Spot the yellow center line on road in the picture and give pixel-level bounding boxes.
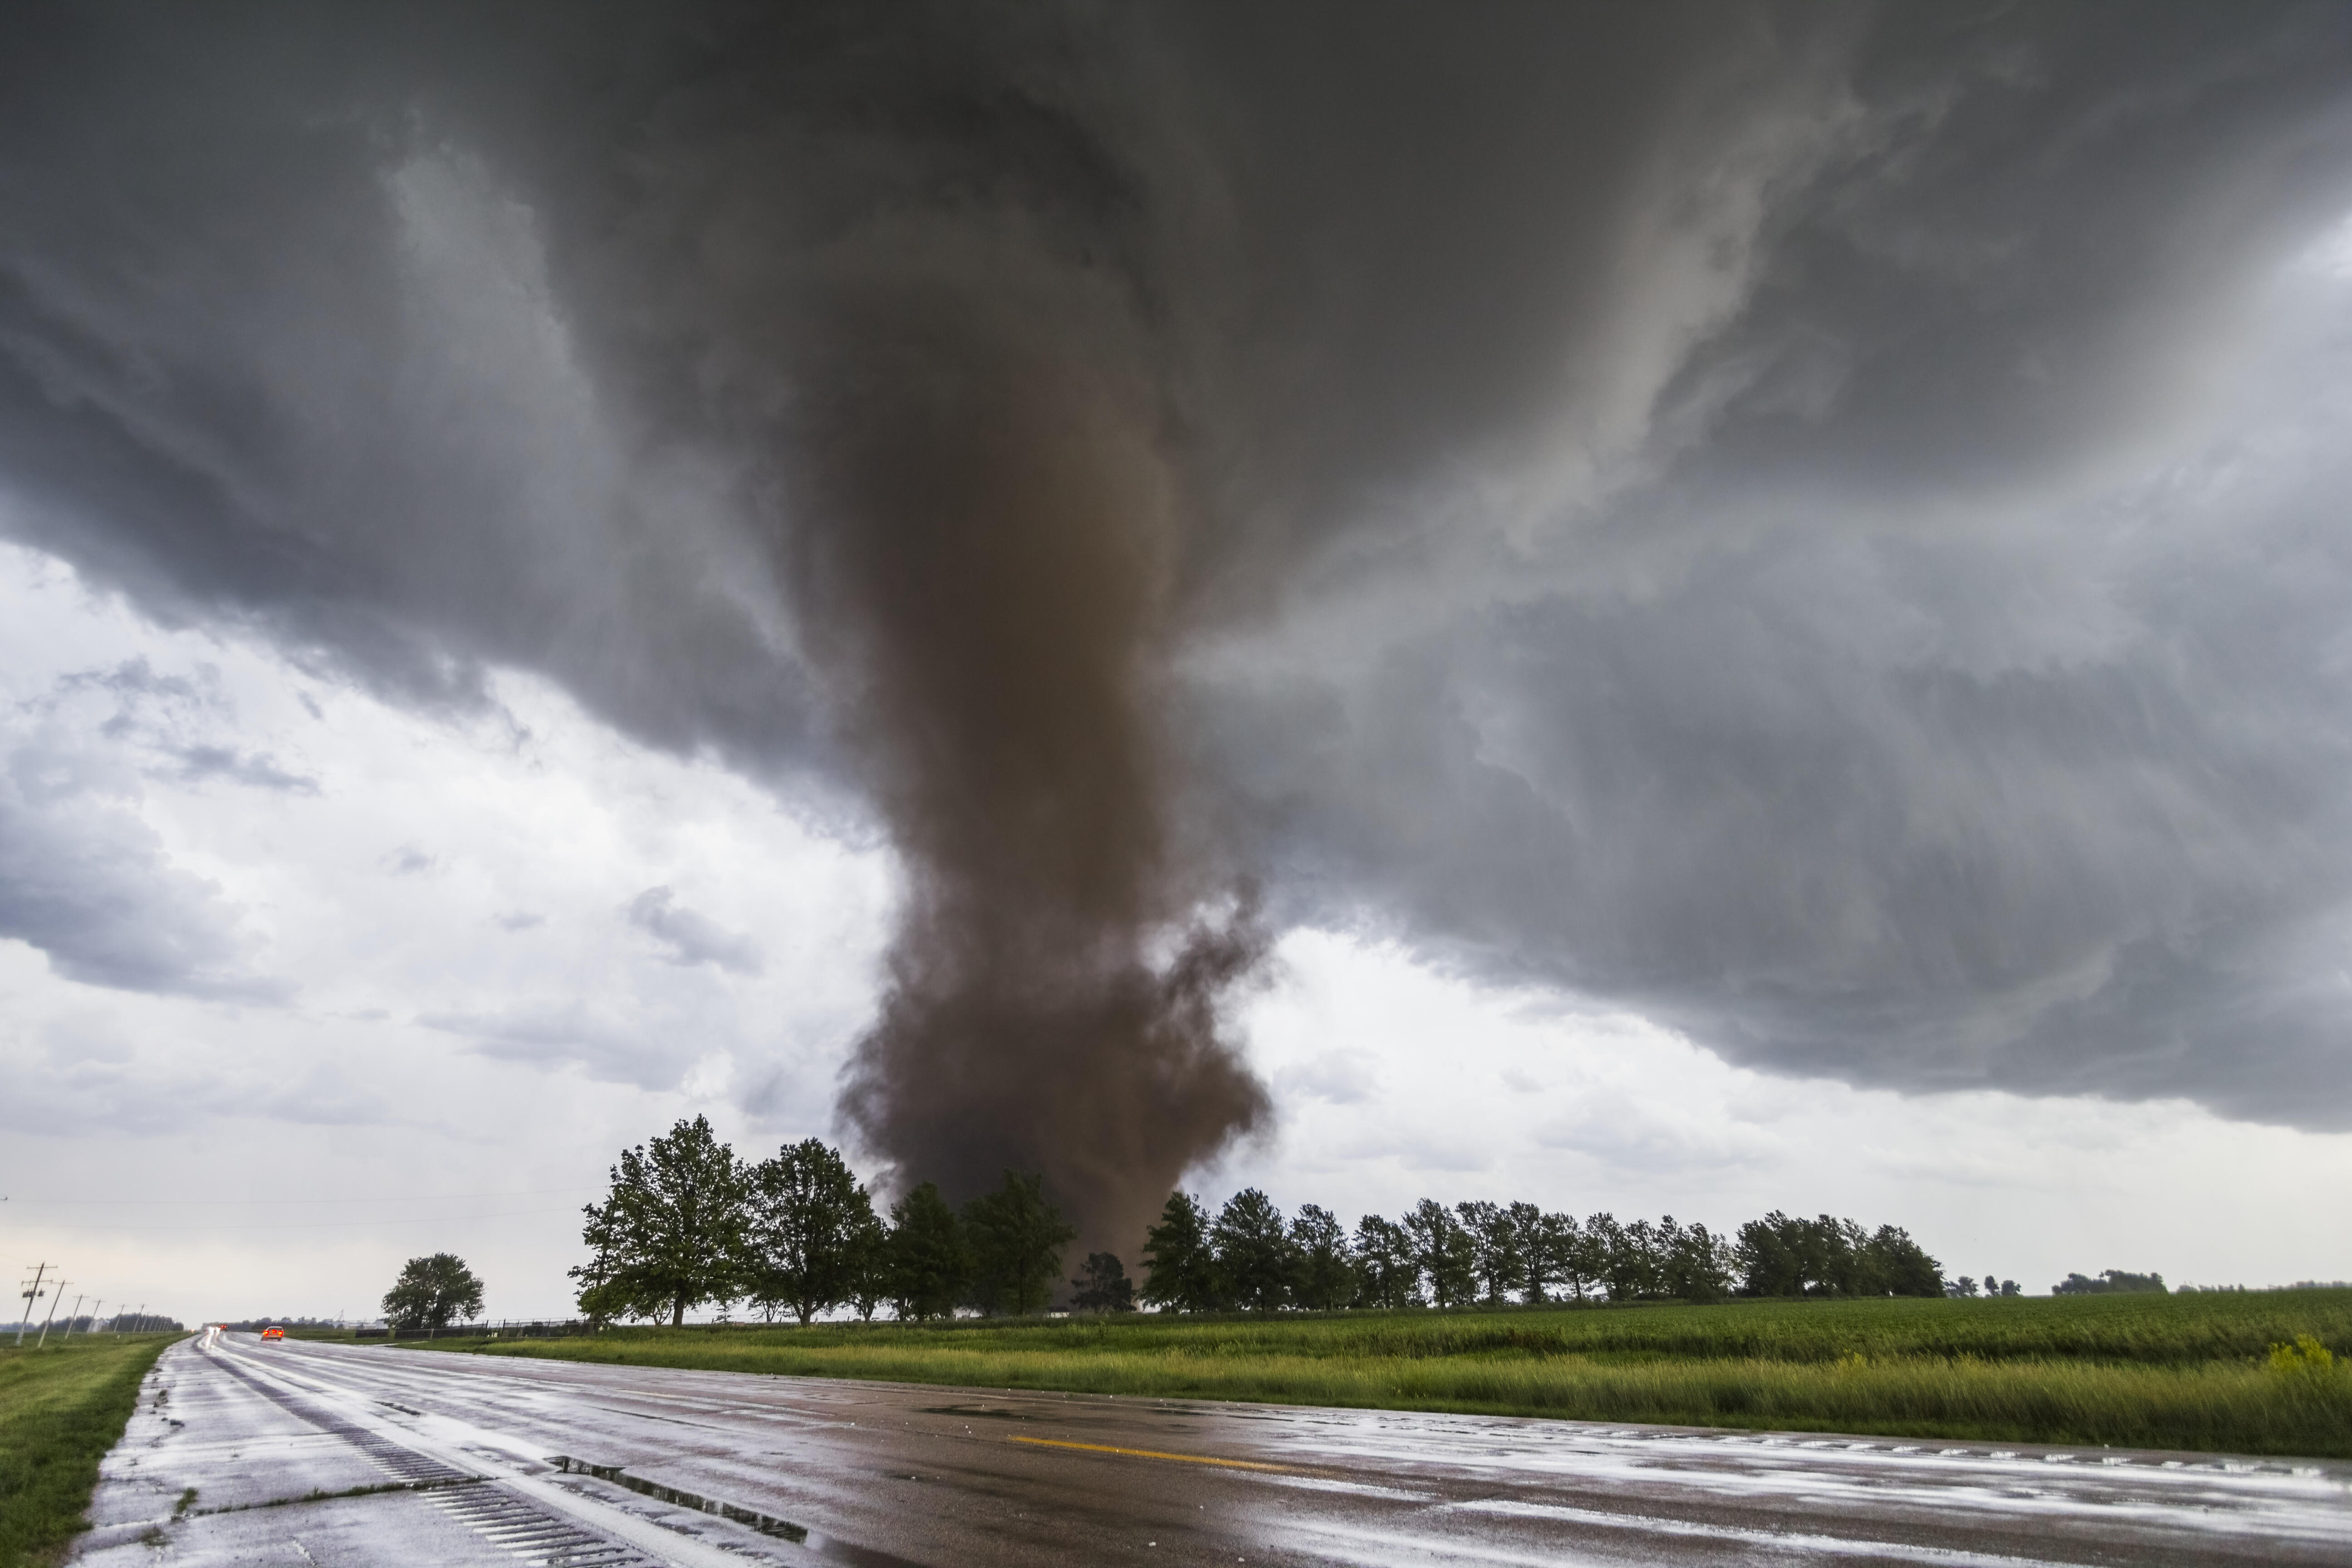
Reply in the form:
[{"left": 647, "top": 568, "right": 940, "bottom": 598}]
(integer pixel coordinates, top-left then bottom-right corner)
[{"left": 1007, "top": 1436, "right": 1292, "bottom": 1473}]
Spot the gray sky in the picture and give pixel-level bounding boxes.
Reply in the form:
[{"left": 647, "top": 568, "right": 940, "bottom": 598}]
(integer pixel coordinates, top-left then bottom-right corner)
[{"left": 6, "top": 2, "right": 2352, "bottom": 1318}]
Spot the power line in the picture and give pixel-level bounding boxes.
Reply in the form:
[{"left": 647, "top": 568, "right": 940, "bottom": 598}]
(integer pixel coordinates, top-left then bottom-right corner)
[{"left": 15, "top": 1262, "right": 51, "bottom": 1348}]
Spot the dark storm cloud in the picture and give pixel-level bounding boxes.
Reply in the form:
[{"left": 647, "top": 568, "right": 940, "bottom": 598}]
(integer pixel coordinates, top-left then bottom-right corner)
[
  {"left": 0, "top": 734, "right": 284, "bottom": 1000},
  {"left": 626, "top": 887, "right": 763, "bottom": 977},
  {"left": 5, "top": 0, "right": 2352, "bottom": 1234}
]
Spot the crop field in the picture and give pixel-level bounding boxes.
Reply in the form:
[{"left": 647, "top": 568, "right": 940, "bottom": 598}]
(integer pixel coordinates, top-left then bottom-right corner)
[
  {"left": 431, "top": 1289, "right": 2352, "bottom": 1458},
  {"left": 0, "top": 1334, "right": 177, "bottom": 1568}
]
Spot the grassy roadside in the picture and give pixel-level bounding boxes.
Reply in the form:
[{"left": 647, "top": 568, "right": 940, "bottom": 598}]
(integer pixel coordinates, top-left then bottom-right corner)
[
  {"left": 0, "top": 1335, "right": 179, "bottom": 1568},
  {"left": 426, "top": 1291, "right": 2352, "bottom": 1458}
]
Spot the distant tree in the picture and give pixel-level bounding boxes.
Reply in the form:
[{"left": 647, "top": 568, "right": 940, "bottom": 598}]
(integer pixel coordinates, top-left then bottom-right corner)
[
  {"left": 887, "top": 1182, "right": 968, "bottom": 1321},
  {"left": 1658, "top": 1218, "right": 1734, "bottom": 1304},
  {"left": 1587, "top": 1213, "right": 1642, "bottom": 1301},
  {"left": 1817, "top": 1218, "right": 1875, "bottom": 1294},
  {"left": 1404, "top": 1200, "right": 1478, "bottom": 1308},
  {"left": 1500, "top": 1203, "right": 1543, "bottom": 1302},
  {"left": 1212, "top": 1189, "right": 1298, "bottom": 1313},
  {"left": 1859, "top": 1226, "right": 1944, "bottom": 1297},
  {"left": 1734, "top": 1211, "right": 1802, "bottom": 1296},
  {"left": 1352, "top": 1214, "right": 1421, "bottom": 1309},
  {"left": 1140, "top": 1191, "right": 1221, "bottom": 1313},
  {"left": 1620, "top": 1218, "right": 1666, "bottom": 1299},
  {"left": 1737, "top": 1214, "right": 1940, "bottom": 1298},
  {"left": 961, "top": 1171, "right": 1075, "bottom": 1316},
  {"left": 1070, "top": 1252, "right": 1137, "bottom": 1313},
  {"left": 845, "top": 1205, "right": 891, "bottom": 1322},
  {"left": 1290, "top": 1204, "right": 1357, "bottom": 1311},
  {"left": 2053, "top": 1269, "right": 2167, "bottom": 1295},
  {"left": 1996, "top": 1279, "right": 2021, "bottom": 1298},
  {"left": 573, "top": 1115, "right": 749, "bottom": 1327},
  {"left": 382, "top": 1253, "right": 484, "bottom": 1333},
  {"left": 1945, "top": 1275, "right": 1980, "bottom": 1298},
  {"left": 743, "top": 1139, "right": 878, "bottom": 1325},
  {"left": 1521, "top": 1210, "right": 1586, "bottom": 1303},
  {"left": 1456, "top": 1201, "right": 1524, "bottom": 1305}
]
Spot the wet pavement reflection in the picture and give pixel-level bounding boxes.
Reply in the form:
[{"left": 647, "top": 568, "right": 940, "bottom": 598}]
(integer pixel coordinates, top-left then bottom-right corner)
[{"left": 77, "top": 1333, "right": 2352, "bottom": 1566}]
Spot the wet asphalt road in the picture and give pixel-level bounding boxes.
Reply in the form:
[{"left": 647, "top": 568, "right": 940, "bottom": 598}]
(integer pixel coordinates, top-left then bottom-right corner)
[{"left": 75, "top": 1332, "right": 2352, "bottom": 1567}]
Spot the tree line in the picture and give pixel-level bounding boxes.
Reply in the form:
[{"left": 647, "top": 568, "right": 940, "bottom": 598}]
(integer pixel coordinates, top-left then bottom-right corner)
[
  {"left": 569, "top": 1118, "right": 1949, "bottom": 1324},
  {"left": 570, "top": 1117, "right": 1073, "bottom": 1325},
  {"left": 1137, "top": 1193, "right": 1945, "bottom": 1311}
]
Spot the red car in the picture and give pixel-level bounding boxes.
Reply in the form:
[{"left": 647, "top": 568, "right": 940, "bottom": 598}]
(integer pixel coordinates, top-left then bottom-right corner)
[{"left": 260, "top": 1326, "right": 285, "bottom": 1342}]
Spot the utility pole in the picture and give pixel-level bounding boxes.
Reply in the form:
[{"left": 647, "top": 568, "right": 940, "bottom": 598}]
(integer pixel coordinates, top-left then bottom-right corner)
[
  {"left": 60, "top": 1293, "right": 85, "bottom": 1340},
  {"left": 36, "top": 1279, "right": 71, "bottom": 1348},
  {"left": 88, "top": 1300, "right": 105, "bottom": 1339},
  {"left": 15, "top": 1263, "right": 50, "bottom": 1348}
]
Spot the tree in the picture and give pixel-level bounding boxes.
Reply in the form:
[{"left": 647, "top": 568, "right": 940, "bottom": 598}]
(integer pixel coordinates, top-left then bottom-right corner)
[
  {"left": 1290, "top": 1204, "right": 1356, "bottom": 1311},
  {"left": 1456, "top": 1201, "right": 1524, "bottom": 1304},
  {"left": 1404, "top": 1199, "right": 1478, "bottom": 1308},
  {"left": 1352, "top": 1214, "right": 1421, "bottom": 1309},
  {"left": 743, "top": 1139, "right": 879, "bottom": 1324},
  {"left": 382, "top": 1253, "right": 484, "bottom": 1334},
  {"left": 845, "top": 1205, "right": 891, "bottom": 1322},
  {"left": 1521, "top": 1210, "right": 1585, "bottom": 1303},
  {"left": 887, "top": 1182, "right": 968, "bottom": 1321},
  {"left": 2053, "top": 1269, "right": 2166, "bottom": 1295},
  {"left": 1657, "top": 1218, "right": 1733, "bottom": 1303},
  {"left": 1583, "top": 1213, "right": 1631, "bottom": 1300},
  {"left": 961, "top": 1170, "right": 1075, "bottom": 1316},
  {"left": 1619, "top": 1218, "right": 1665, "bottom": 1299},
  {"left": 1212, "top": 1188, "right": 1297, "bottom": 1313},
  {"left": 1734, "top": 1211, "right": 1807, "bottom": 1296},
  {"left": 1859, "top": 1225, "right": 1943, "bottom": 1297},
  {"left": 1735, "top": 1213, "right": 1941, "bottom": 1298},
  {"left": 1070, "top": 1252, "right": 1137, "bottom": 1313},
  {"left": 571, "top": 1115, "right": 748, "bottom": 1327},
  {"left": 1140, "top": 1191, "right": 1220, "bottom": 1313}
]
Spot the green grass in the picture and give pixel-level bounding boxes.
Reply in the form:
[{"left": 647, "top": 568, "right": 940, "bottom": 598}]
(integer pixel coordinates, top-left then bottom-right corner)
[
  {"left": 0, "top": 1334, "right": 178, "bottom": 1568},
  {"left": 428, "top": 1291, "right": 2352, "bottom": 1458}
]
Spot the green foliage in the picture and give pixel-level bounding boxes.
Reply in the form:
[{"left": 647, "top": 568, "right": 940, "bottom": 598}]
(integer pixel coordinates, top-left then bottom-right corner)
[
  {"left": 887, "top": 1182, "right": 968, "bottom": 1321},
  {"left": 2055, "top": 1270, "right": 2168, "bottom": 1295},
  {"left": 1457, "top": 1201, "right": 1523, "bottom": 1304},
  {"left": 0, "top": 1334, "right": 175, "bottom": 1568},
  {"left": 1352, "top": 1213, "right": 1419, "bottom": 1309},
  {"left": 449, "top": 1289, "right": 2352, "bottom": 1457},
  {"left": 1520, "top": 1209, "right": 1589, "bottom": 1302},
  {"left": 573, "top": 1114, "right": 749, "bottom": 1327},
  {"left": 743, "top": 1139, "right": 880, "bottom": 1324},
  {"left": 1734, "top": 1213, "right": 1943, "bottom": 1298},
  {"left": 960, "top": 1170, "right": 1073, "bottom": 1316},
  {"left": 1139, "top": 1191, "right": 1219, "bottom": 1312},
  {"left": 844, "top": 1203, "right": 891, "bottom": 1322},
  {"left": 1069, "top": 1253, "right": 1135, "bottom": 1313},
  {"left": 1404, "top": 1199, "right": 1479, "bottom": 1308},
  {"left": 381, "top": 1253, "right": 485, "bottom": 1332},
  {"left": 1290, "top": 1205, "right": 1356, "bottom": 1312},
  {"left": 1658, "top": 1218, "right": 1736, "bottom": 1304},
  {"left": 1211, "top": 1189, "right": 1296, "bottom": 1312}
]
